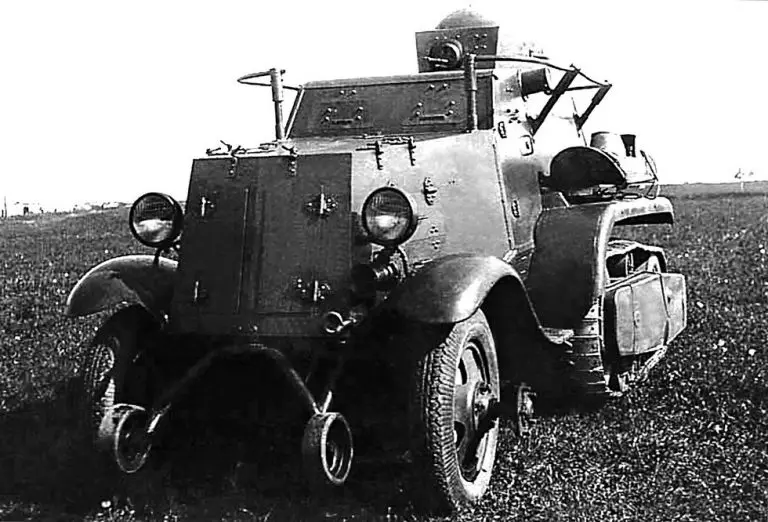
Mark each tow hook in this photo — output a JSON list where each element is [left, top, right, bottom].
[[322, 307, 366, 335]]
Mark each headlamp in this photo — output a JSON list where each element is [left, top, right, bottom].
[[129, 192, 183, 248], [361, 187, 418, 247]]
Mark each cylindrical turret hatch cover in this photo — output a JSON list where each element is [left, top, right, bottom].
[[520, 68, 551, 97], [590, 131, 626, 157]]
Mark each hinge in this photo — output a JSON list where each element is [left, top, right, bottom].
[[295, 277, 332, 304], [283, 145, 298, 176], [305, 186, 338, 217], [192, 279, 208, 305], [407, 136, 416, 166], [228, 156, 239, 177], [199, 195, 215, 218], [423, 177, 438, 205]]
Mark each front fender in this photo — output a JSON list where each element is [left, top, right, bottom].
[[66, 255, 177, 320], [386, 253, 532, 324]]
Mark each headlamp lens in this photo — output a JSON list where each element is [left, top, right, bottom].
[[129, 192, 183, 248], [362, 188, 417, 246]]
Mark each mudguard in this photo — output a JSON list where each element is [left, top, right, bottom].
[[387, 253, 539, 328], [66, 255, 177, 321], [526, 197, 674, 329]]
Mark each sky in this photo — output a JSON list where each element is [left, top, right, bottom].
[[1, 0, 767, 208]]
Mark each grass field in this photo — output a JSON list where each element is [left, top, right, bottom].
[[2, 190, 768, 521]]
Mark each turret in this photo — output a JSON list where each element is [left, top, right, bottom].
[[415, 9, 499, 72], [415, 9, 548, 73]]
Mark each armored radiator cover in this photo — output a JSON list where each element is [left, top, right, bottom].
[[170, 153, 352, 337], [604, 271, 687, 357]]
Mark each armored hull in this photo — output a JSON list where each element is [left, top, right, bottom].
[[66, 7, 687, 514]]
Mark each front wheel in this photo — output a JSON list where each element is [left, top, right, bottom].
[[408, 309, 500, 512]]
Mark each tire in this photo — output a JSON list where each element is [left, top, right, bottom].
[[408, 309, 500, 512], [78, 306, 159, 451]]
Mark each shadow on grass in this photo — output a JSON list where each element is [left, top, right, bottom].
[[0, 379, 116, 519], [0, 377, 414, 521]]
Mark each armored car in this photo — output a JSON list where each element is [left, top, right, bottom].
[[67, 9, 686, 512]]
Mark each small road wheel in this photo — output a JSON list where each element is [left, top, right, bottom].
[[112, 404, 152, 473], [511, 383, 536, 438], [408, 309, 500, 512], [302, 412, 354, 488], [77, 306, 159, 455]]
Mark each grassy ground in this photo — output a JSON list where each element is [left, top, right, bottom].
[[2, 193, 768, 521], [661, 180, 768, 198]]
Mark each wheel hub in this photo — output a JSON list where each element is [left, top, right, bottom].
[[472, 381, 496, 429], [453, 347, 499, 481]]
